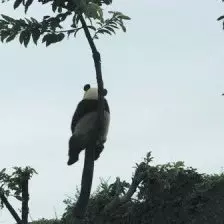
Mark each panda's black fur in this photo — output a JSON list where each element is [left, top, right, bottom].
[[67, 84, 110, 165]]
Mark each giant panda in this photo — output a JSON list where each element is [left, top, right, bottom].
[[67, 84, 110, 166]]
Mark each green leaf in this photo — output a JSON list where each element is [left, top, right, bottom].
[[0, 19, 9, 27], [74, 28, 81, 37], [25, 0, 34, 13], [117, 20, 126, 32], [58, 6, 62, 13], [97, 29, 112, 35], [108, 24, 118, 29], [84, 3, 103, 20], [0, 168, 6, 173], [119, 15, 131, 20], [102, 0, 112, 5], [45, 38, 55, 47], [15, 195, 22, 201], [23, 31, 31, 47], [96, 21, 103, 26], [19, 30, 27, 44], [70, 24, 76, 28], [19, 30, 31, 47], [43, 16, 50, 20], [31, 29, 41, 45], [56, 12, 71, 22], [17, 19, 26, 27], [52, 2, 57, 13], [105, 26, 115, 34], [109, 21, 119, 27], [75, 0, 87, 10], [56, 33, 65, 41], [67, 29, 75, 37], [71, 13, 79, 28], [42, 33, 64, 47], [6, 33, 17, 42], [1, 14, 15, 24], [120, 24, 126, 32], [13, 0, 23, 9], [30, 17, 38, 24], [88, 25, 96, 31], [25, 18, 32, 25]]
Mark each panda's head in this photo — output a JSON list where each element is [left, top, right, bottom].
[[83, 84, 107, 100]]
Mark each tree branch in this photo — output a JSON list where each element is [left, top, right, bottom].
[[21, 177, 29, 224], [103, 164, 146, 213], [71, 13, 105, 222], [0, 191, 22, 224]]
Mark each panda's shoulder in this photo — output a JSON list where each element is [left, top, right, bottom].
[[77, 99, 110, 113], [77, 99, 98, 113]]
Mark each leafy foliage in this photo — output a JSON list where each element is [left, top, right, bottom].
[[2, 154, 224, 223], [93, 11, 130, 39], [61, 152, 224, 224], [0, 166, 37, 206], [0, 0, 130, 47]]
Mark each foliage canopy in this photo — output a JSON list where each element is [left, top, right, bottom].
[[0, 0, 130, 47], [60, 154, 224, 224]]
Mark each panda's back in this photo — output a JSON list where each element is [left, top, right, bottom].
[[71, 99, 110, 133]]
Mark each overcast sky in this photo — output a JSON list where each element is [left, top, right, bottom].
[[0, 0, 224, 223]]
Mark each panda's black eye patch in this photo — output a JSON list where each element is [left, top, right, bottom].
[[84, 84, 90, 91], [103, 88, 108, 96]]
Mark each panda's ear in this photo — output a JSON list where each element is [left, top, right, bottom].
[[84, 84, 90, 91], [103, 88, 108, 96]]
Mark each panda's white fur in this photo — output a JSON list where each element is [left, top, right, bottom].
[[83, 87, 98, 100]]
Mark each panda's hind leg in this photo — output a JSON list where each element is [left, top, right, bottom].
[[67, 135, 84, 165]]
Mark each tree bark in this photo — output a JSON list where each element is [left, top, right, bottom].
[[0, 192, 22, 224], [21, 177, 29, 224], [72, 13, 105, 222]]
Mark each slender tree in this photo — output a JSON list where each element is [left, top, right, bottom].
[[0, 0, 130, 222], [0, 167, 37, 224]]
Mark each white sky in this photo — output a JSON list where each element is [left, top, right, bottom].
[[0, 0, 224, 223]]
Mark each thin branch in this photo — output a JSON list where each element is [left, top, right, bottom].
[[103, 165, 146, 213], [54, 26, 95, 34], [78, 15, 105, 127], [55, 28, 79, 33], [72, 144, 95, 222], [0, 192, 22, 224], [79, 15, 98, 53]]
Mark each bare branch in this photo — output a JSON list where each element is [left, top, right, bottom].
[[21, 176, 29, 224], [72, 140, 95, 220], [0, 191, 22, 224], [103, 163, 146, 213]]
